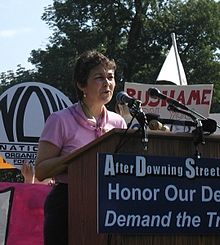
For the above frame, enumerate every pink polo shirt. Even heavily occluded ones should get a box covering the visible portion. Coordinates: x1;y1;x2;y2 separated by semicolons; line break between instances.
39;102;127;183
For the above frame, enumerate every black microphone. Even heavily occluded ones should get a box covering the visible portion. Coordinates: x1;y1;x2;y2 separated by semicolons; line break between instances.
201;118;217;134
116;91;137;108
148;87;188;111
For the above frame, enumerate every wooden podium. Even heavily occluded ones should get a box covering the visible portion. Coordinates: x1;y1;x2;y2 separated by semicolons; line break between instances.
67;129;220;245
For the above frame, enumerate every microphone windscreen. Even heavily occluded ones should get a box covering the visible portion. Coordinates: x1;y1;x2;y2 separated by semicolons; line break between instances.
148;88;159;98
148;87;168;101
202;118;217;134
116;91;127;104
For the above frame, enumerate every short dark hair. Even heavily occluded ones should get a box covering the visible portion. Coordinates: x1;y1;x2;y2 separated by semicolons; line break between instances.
73;50;116;100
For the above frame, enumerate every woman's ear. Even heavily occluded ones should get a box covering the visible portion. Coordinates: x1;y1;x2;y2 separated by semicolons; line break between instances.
77;82;86;98
77;82;82;90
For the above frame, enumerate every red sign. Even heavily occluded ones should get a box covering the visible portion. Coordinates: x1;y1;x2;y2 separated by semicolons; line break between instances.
0;182;51;245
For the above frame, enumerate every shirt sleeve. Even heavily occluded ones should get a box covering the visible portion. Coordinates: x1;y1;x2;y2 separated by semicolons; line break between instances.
39;113;64;149
118;116;127;129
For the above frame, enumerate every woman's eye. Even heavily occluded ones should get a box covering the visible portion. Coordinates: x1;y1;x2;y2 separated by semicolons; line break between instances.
94;75;114;82
95;76;104;81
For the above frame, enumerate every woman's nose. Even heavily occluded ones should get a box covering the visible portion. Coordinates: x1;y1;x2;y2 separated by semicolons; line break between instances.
103;77;111;85
103;77;111;86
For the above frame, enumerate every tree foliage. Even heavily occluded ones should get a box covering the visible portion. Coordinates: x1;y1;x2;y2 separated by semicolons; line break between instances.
0;66;40;95
1;0;220;111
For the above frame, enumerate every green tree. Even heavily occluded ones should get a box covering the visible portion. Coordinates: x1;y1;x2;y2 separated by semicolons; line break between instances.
1;0;220;111
0;65;40;94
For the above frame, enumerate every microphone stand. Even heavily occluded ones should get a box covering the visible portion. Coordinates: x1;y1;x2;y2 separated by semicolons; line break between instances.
174;102;220;130
114;100;148;153
129;100;148;151
167;104;205;159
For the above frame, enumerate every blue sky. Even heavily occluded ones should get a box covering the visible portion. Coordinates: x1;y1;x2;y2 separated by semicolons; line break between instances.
0;0;53;73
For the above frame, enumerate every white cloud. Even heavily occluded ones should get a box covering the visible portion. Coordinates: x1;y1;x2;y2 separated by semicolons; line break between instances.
0;27;32;38
0;30;17;38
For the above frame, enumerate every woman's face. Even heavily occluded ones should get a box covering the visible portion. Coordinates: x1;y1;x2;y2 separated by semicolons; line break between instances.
83;64;115;106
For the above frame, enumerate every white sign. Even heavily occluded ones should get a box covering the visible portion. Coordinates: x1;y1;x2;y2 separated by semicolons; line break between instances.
0;82;72;168
125;83;213;119
0;188;13;245
123;83;213;133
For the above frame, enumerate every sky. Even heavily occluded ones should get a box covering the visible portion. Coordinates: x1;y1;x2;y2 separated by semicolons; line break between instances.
0;0;53;73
